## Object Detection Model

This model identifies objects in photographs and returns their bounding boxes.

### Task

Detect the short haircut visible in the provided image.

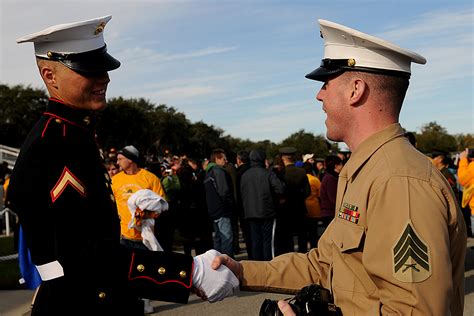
[346,71,409,114]
[210,148,226,163]
[237,150,250,164]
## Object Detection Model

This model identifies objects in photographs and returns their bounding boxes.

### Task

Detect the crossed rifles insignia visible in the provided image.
[392,220,431,283]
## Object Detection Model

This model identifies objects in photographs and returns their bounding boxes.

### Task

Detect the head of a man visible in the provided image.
[236,150,250,166]
[305,20,425,149]
[37,58,110,111]
[117,145,140,174]
[18,15,120,111]
[432,152,451,170]
[210,149,227,167]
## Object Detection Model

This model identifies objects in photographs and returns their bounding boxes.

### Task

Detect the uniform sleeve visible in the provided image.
[363,175,465,315]
[9,135,69,274]
[240,222,334,293]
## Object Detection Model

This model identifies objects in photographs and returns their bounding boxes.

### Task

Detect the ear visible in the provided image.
[348,78,367,106]
[39,64,58,88]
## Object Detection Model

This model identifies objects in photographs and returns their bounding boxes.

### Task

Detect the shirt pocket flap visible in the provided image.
[331,220,365,252]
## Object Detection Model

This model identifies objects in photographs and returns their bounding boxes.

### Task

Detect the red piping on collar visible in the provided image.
[41,117,54,138]
[43,112,85,130]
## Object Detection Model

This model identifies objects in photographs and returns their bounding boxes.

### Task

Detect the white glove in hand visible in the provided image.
[193,249,239,303]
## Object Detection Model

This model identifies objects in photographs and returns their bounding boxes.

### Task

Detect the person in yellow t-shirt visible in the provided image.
[458,148,474,236]
[302,162,322,248]
[112,145,167,248]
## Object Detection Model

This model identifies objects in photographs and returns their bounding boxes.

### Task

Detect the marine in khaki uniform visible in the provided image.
[211,20,466,315]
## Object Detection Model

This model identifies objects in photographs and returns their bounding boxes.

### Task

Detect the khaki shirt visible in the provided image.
[241,124,466,315]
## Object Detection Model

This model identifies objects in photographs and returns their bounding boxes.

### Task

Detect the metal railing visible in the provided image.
[0,144,20,169]
[1,207,17,236]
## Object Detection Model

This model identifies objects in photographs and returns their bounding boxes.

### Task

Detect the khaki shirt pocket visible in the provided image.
[330,219,370,296]
[331,219,365,252]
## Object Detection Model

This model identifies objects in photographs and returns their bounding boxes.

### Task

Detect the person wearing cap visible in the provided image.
[275,147,311,255]
[7,16,238,315]
[112,145,167,250]
[210,19,466,315]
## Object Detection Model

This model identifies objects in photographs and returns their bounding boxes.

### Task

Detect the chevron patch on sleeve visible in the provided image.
[50,167,86,202]
[392,220,431,283]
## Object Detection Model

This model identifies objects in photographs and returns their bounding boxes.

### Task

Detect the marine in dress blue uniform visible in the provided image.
[8,16,193,315]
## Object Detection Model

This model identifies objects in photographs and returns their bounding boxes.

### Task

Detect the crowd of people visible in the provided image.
[99,142,474,263]
[4,14,474,315]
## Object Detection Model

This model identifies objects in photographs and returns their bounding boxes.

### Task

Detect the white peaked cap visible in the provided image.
[306,19,426,81]
[16,15,120,73]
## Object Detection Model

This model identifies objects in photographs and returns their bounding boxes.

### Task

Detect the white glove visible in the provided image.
[192,249,239,303]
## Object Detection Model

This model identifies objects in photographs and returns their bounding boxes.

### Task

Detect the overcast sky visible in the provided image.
[1,0,472,144]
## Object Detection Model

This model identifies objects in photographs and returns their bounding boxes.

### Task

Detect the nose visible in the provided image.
[98,72,110,84]
[316,88,324,102]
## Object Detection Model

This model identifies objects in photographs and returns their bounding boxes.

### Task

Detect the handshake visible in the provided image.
[192,249,241,302]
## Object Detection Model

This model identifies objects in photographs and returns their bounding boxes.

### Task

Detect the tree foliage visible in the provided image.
[415,121,458,154]
[1,85,471,162]
[0,84,48,147]
[279,129,333,159]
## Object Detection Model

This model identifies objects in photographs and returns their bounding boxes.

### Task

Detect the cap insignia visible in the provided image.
[347,58,356,67]
[94,22,106,35]
[47,51,53,58]
[392,220,431,283]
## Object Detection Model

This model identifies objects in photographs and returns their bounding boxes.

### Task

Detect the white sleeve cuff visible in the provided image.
[36,261,64,281]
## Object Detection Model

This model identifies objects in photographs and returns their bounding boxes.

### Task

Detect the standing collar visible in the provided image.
[45,98,97,129]
[340,123,405,180]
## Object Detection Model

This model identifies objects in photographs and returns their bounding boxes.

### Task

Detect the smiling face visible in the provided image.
[39,59,110,111]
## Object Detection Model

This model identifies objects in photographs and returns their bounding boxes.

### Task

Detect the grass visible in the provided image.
[0,235,23,289]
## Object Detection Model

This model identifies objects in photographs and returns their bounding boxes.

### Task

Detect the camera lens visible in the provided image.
[259,299,282,316]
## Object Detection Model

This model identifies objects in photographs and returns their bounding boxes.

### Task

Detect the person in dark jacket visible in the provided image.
[235,150,252,259]
[241,150,285,260]
[275,147,311,255]
[177,158,213,256]
[319,155,343,232]
[204,149,236,257]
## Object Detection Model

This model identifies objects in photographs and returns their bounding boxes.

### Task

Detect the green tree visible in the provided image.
[416,121,457,154]
[0,84,48,147]
[454,133,474,151]
[279,129,334,160]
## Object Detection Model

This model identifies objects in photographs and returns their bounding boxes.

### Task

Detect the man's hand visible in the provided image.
[460,148,469,160]
[277,300,296,316]
[211,253,243,281]
[192,250,239,303]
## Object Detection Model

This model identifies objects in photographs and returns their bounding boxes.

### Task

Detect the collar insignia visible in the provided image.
[392,220,431,283]
[337,202,360,224]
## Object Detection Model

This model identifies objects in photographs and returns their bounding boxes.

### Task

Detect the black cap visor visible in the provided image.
[44,45,120,73]
[306,58,411,81]
[305,66,345,82]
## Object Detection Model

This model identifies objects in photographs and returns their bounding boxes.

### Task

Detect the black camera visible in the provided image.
[259,284,342,316]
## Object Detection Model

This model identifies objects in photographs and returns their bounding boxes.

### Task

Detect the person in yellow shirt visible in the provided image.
[112,145,167,248]
[302,162,322,248]
[458,148,474,236]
